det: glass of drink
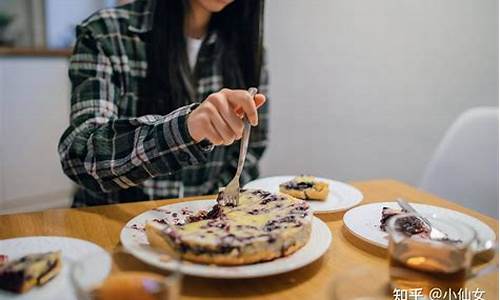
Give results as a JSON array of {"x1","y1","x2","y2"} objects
[
  {"x1": 71, "y1": 251, "x2": 182, "y2": 300},
  {"x1": 386, "y1": 213, "x2": 497, "y2": 300}
]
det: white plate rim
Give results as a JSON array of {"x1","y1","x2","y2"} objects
[
  {"x1": 120, "y1": 199, "x2": 332, "y2": 278},
  {"x1": 343, "y1": 202, "x2": 497, "y2": 251},
  {"x1": 244, "y1": 175, "x2": 364, "y2": 214}
]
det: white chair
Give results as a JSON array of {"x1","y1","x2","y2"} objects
[{"x1": 419, "y1": 107, "x2": 499, "y2": 218}]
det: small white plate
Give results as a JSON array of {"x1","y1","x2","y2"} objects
[
  {"x1": 343, "y1": 202, "x2": 497, "y2": 251},
  {"x1": 244, "y1": 176, "x2": 363, "y2": 214},
  {"x1": 120, "y1": 200, "x2": 332, "y2": 278},
  {"x1": 0, "y1": 236, "x2": 111, "y2": 300}
]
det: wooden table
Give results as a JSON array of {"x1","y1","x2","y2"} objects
[{"x1": 1, "y1": 180, "x2": 498, "y2": 299}]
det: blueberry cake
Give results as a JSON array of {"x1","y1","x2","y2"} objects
[
  {"x1": 380, "y1": 207, "x2": 430, "y2": 237},
  {"x1": 146, "y1": 189, "x2": 312, "y2": 265},
  {"x1": 0, "y1": 251, "x2": 61, "y2": 293},
  {"x1": 279, "y1": 176, "x2": 329, "y2": 201}
]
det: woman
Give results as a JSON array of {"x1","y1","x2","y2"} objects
[{"x1": 58, "y1": 0, "x2": 269, "y2": 206}]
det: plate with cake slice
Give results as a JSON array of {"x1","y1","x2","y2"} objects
[
  {"x1": 244, "y1": 176, "x2": 363, "y2": 213},
  {"x1": 120, "y1": 189, "x2": 332, "y2": 278},
  {"x1": 0, "y1": 236, "x2": 111, "y2": 300},
  {"x1": 343, "y1": 202, "x2": 496, "y2": 252}
]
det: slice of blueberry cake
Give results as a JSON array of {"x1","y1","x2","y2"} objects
[
  {"x1": 380, "y1": 207, "x2": 462, "y2": 243},
  {"x1": 146, "y1": 189, "x2": 312, "y2": 265},
  {"x1": 0, "y1": 251, "x2": 61, "y2": 293},
  {"x1": 380, "y1": 207, "x2": 430, "y2": 237},
  {"x1": 279, "y1": 176, "x2": 329, "y2": 201}
]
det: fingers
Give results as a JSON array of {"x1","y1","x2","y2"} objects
[
  {"x1": 207, "y1": 93, "x2": 244, "y2": 139},
  {"x1": 204, "y1": 120, "x2": 224, "y2": 145},
  {"x1": 204, "y1": 102, "x2": 236, "y2": 145},
  {"x1": 187, "y1": 89, "x2": 267, "y2": 146},
  {"x1": 254, "y1": 94, "x2": 266, "y2": 109},
  {"x1": 234, "y1": 93, "x2": 266, "y2": 119},
  {"x1": 222, "y1": 89, "x2": 258, "y2": 126},
  {"x1": 187, "y1": 109, "x2": 224, "y2": 145}
]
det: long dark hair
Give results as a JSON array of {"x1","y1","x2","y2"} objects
[{"x1": 139, "y1": 0, "x2": 265, "y2": 116}]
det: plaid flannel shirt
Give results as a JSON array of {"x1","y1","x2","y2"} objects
[{"x1": 58, "y1": 0, "x2": 269, "y2": 206}]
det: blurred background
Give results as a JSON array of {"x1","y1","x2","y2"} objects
[{"x1": 0, "y1": 0, "x2": 498, "y2": 217}]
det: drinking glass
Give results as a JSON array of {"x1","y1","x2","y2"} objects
[
  {"x1": 386, "y1": 213, "x2": 497, "y2": 300},
  {"x1": 71, "y1": 251, "x2": 182, "y2": 300}
]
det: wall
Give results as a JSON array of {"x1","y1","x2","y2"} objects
[
  {"x1": 0, "y1": 0, "x2": 116, "y2": 213},
  {"x1": 261, "y1": 0, "x2": 498, "y2": 186},
  {"x1": 0, "y1": 58, "x2": 73, "y2": 213}
]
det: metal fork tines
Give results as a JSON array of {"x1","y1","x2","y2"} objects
[{"x1": 219, "y1": 87, "x2": 258, "y2": 206}]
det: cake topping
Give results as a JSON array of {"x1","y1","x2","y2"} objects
[
  {"x1": 284, "y1": 181, "x2": 314, "y2": 190},
  {"x1": 393, "y1": 215, "x2": 429, "y2": 236}
]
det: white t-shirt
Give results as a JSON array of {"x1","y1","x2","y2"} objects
[{"x1": 186, "y1": 36, "x2": 203, "y2": 70}]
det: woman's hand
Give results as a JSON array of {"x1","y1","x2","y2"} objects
[{"x1": 187, "y1": 88, "x2": 266, "y2": 145}]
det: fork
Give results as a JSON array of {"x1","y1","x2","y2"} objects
[{"x1": 218, "y1": 87, "x2": 258, "y2": 206}]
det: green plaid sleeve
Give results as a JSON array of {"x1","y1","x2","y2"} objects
[
  {"x1": 58, "y1": 25, "x2": 211, "y2": 193},
  {"x1": 217, "y1": 50, "x2": 270, "y2": 186}
]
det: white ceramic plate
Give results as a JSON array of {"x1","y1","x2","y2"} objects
[
  {"x1": 343, "y1": 202, "x2": 497, "y2": 251},
  {"x1": 244, "y1": 176, "x2": 363, "y2": 214},
  {"x1": 120, "y1": 199, "x2": 332, "y2": 278},
  {"x1": 0, "y1": 236, "x2": 111, "y2": 300}
]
